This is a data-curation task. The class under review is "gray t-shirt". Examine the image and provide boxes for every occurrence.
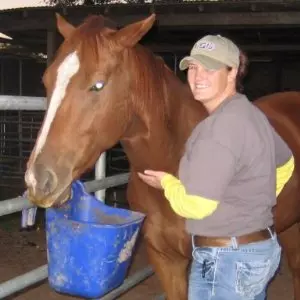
[179,93,292,237]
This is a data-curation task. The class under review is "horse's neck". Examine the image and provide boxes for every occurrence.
[121,57,206,174]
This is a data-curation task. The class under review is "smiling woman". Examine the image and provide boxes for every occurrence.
[139,34,294,300]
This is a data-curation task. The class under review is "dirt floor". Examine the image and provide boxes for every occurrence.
[0,211,294,300]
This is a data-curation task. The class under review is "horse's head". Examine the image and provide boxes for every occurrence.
[25,13,156,208]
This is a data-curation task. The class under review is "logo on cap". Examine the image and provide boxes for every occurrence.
[194,41,215,51]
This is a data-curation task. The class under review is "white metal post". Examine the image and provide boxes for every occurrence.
[95,152,106,202]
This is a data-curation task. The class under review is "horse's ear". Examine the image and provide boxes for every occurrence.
[113,14,156,48]
[55,13,75,39]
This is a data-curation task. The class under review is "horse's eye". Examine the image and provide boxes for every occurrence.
[90,81,105,92]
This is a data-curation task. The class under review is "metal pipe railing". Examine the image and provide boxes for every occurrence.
[0,172,136,299]
[0,96,150,299]
[0,264,154,300]
[0,265,48,299]
[100,266,154,300]
[0,172,155,300]
[0,96,46,111]
[0,173,130,217]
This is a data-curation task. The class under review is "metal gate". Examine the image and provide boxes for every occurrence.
[0,96,156,299]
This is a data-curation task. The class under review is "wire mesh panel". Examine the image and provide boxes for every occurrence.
[0,110,44,189]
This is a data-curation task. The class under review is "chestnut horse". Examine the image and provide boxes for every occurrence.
[25,13,300,299]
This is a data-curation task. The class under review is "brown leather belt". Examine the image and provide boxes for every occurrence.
[194,225,275,248]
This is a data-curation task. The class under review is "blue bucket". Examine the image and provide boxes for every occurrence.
[45,180,146,299]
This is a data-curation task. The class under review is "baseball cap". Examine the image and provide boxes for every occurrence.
[179,34,240,71]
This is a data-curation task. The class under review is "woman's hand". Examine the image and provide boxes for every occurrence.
[137,170,167,190]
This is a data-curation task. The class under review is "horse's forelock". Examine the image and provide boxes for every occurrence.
[78,15,117,37]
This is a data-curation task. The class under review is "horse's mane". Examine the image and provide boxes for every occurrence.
[129,45,173,122]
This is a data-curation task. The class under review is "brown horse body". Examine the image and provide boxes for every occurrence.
[25,14,300,299]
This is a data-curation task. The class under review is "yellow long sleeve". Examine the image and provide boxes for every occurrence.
[276,156,295,197]
[161,174,219,219]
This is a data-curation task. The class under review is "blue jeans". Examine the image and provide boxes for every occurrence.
[188,230,281,300]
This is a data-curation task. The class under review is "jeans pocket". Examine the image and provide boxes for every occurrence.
[236,259,271,298]
[192,248,216,282]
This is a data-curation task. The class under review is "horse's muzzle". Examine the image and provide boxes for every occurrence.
[25,164,70,208]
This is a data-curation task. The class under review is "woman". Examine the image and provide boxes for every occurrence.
[138,34,294,300]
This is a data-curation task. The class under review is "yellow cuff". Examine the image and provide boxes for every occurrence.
[161,173,178,188]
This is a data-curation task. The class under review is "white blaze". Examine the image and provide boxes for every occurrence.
[34,51,80,160]
[25,51,80,189]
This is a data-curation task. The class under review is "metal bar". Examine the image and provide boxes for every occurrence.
[4,6,300,32]
[0,265,48,299]
[0,196,34,217]
[85,173,129,193]
[0,96,46,111]
[156,11,300,27]
[0,172,154,300]
[99,266,154,300]
[95,152,107,201]
[0,264,153,300]
[0,173,130,217]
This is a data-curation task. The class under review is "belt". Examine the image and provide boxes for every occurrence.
[193,225,275,248]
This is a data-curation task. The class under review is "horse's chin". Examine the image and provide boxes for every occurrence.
[51,186,72,208]
[27,185,71,209]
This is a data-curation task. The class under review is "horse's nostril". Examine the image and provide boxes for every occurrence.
[34,164,58,196]
[43,170,56,195]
